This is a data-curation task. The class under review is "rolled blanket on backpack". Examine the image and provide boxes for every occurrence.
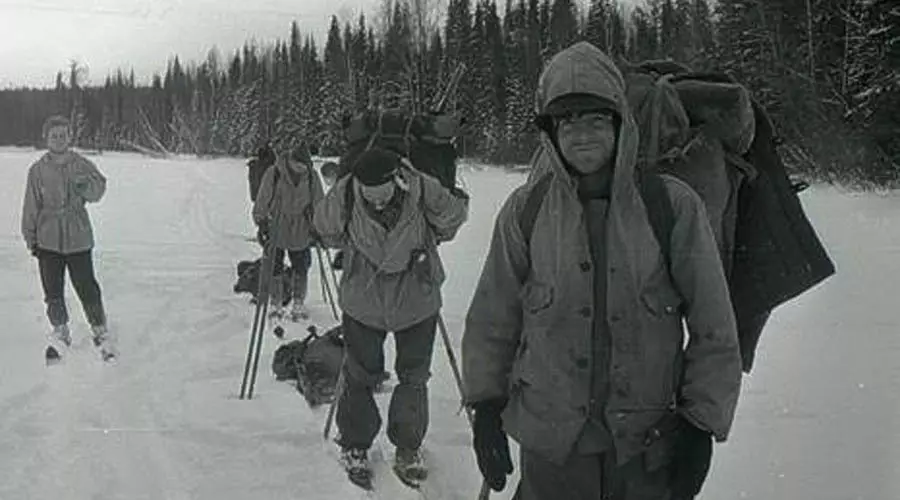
[672,79,756,155]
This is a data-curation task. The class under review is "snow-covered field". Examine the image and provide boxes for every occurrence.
[0,147,896,500]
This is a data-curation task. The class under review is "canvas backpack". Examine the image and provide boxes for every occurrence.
[272,325,345,408]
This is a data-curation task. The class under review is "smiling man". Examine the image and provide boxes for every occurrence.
[462,42,742,499]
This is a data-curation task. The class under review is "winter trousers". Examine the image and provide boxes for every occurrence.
[272,247,312,305]
[336,313,437,452]
[37,249,106,328]
[514,449,672,500]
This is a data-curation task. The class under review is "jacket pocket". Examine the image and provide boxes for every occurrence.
[519,281,554,314]
[642,410,681,472]
[641,284,684,319]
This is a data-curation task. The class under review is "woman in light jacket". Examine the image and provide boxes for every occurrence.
[21,115,115,363]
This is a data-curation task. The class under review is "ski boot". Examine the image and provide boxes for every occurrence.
[45,324,72,365]
[91,324,117,361]
[339,446,373,491]
[393,447,427,488]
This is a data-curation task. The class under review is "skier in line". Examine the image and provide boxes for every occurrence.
[253,143,324,321]
[21,115,116,363]
[313,147,469,488]
[462,42,742,499]
[247,143,276,203]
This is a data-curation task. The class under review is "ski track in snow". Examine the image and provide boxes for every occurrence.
[0,147,897,500]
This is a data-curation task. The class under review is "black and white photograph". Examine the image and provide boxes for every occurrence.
[0,0,896,498]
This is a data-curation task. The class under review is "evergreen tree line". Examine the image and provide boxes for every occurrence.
[0,0,896,187]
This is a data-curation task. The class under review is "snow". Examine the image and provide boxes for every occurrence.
[0,147,897,499]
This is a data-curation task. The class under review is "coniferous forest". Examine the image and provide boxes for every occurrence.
[0,0,897,187]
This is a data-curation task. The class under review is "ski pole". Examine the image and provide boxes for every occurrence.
[239,283,266,398]
[314,245,340,321]
[324,248,340,294]
[323,354,347,440]
[244,188,286,399]
[437,315,470,419]
[248,223,286,399]
[319,258,329,307]
[435,315,492,499]
[240,238,276,399]
[244,241,278,399]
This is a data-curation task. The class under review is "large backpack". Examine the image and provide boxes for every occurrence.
[337,64,468,190]
[271,324,391,407]
[233,257,293,306]
[338,109,462,190]
[521,61,836,373]
[272,325,345,408]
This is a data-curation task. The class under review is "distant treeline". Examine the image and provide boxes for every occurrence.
[0,0,896,187]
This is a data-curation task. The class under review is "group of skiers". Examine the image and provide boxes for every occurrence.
[234,41,740,499]
[21,41,825,499]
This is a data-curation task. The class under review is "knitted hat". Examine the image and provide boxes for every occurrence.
[320,161,340,178]
[353,147,400,187]
[544,93,617,118]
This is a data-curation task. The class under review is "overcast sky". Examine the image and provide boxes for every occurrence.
[0,0,630,89]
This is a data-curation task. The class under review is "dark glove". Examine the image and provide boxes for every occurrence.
[28,243,40,258]
[669,417,714,500]
[472,398,513,492]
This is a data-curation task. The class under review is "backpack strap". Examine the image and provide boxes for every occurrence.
[519,171,675,272]
[265,164,282,218]
[637,171,676,271]
[519,173,553,248]
[342,177,355,235]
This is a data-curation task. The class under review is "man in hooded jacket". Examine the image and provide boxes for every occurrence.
[462,42,742,500]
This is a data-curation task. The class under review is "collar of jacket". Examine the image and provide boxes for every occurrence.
[348,168,429,276]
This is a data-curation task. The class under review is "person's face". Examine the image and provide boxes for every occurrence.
[555,111,617,175]
[358,180,396,211]
[45,125,70,154]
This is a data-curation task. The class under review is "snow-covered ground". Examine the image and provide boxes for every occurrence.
[0,147,896,500]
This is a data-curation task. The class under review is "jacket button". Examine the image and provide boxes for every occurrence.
[576,358,589,369]
[580,261,591,272]
[580,306,591,317]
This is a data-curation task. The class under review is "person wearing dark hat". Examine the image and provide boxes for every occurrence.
[313,146,469,488]
[247,143,276,203]
[462,41,741,499]
[253,143,324,321]
[320,161,341,189]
